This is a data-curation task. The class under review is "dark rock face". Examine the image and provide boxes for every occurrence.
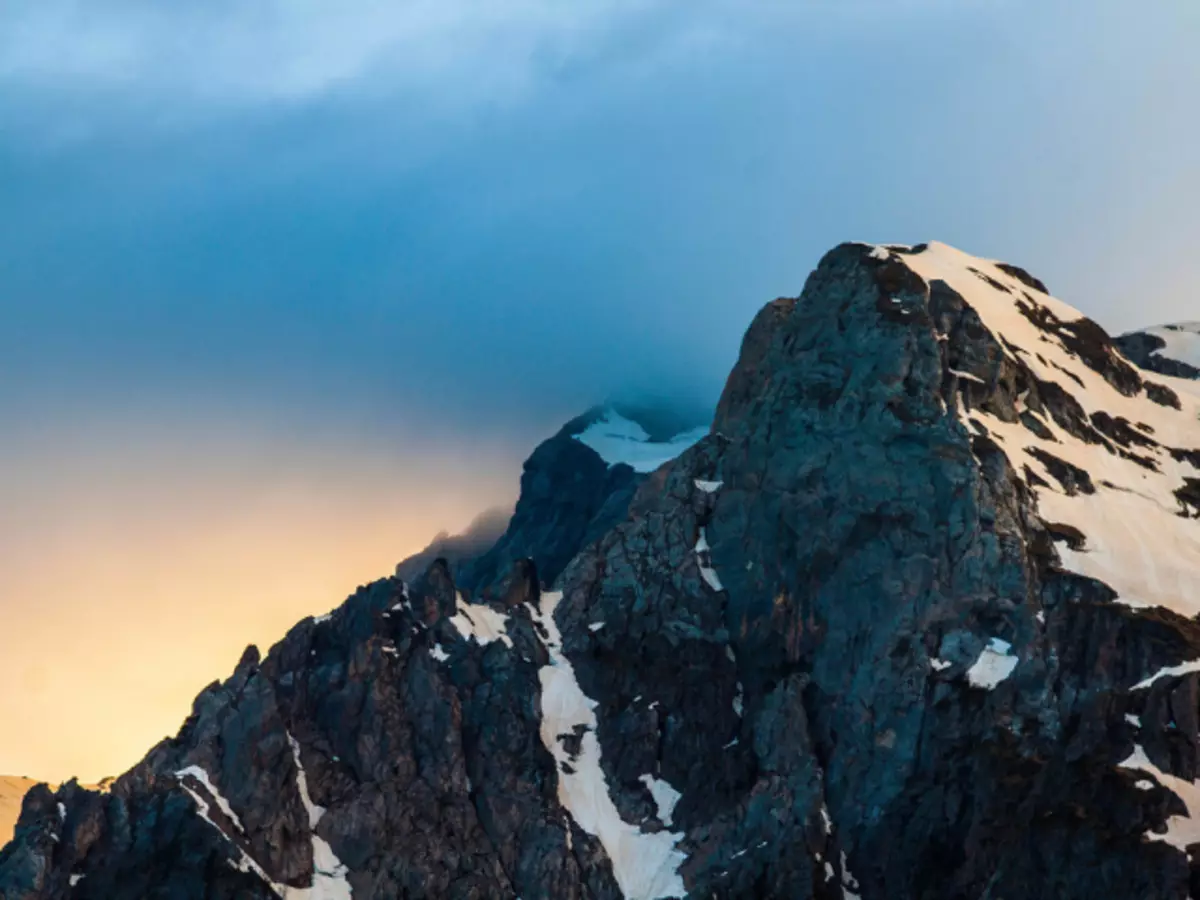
[6,242,1200,900]
[461,412,645,594]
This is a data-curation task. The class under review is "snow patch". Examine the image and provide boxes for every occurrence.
[638,774,683,827]
[694,479,723,493]
[574,410,707,474]
[533,590,687,899]
[429,643,450,662]
[1119,745,1200,851]
[819,805,832,835]
[694,527,724,592]
[929,658,952,672]
[449,593,513,648]
[965,638,1018,690]
[589,622,606,632]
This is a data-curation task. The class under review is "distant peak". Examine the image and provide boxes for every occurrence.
[569,405,709,474]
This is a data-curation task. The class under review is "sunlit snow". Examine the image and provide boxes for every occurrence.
[902,242,1200,618]
[1120,745,1200,851]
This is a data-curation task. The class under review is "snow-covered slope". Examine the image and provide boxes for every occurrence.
[0,778,38,846]
[572,408,708,474]
[889,241,1200,616]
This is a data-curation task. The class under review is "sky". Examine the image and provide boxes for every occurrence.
[1,0,1198,782]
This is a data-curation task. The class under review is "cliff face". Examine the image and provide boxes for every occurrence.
[5,241,1200,900]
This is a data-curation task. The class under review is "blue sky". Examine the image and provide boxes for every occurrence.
[1,0,1198,780]
[4,1,1197,435]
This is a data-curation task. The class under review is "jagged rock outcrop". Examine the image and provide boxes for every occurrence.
[462,404,708,594]
[6,242,1200,899]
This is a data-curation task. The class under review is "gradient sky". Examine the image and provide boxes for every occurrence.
[1,0,1198,782]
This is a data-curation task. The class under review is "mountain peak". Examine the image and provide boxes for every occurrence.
[7,239,1200,900]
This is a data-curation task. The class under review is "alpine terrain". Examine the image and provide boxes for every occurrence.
[5,240,1200,899]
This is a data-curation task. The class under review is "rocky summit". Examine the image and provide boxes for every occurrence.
[5,240,1200,899]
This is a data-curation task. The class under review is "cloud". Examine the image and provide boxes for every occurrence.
[0,1,696,108]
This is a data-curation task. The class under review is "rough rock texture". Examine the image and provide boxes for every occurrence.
[462,407,655,594]
[6,242,1200,900]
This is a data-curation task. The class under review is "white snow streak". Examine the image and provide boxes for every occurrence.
[175,766,245,833]
[948,368,986,384]
[176,748,352,899]
[694,479,723,493]
[533,590,687,900]
[694,528,724,592]
[1131,659,1200,691]
[287,734,353,900]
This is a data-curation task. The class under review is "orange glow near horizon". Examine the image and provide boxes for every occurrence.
[0,412,519,784]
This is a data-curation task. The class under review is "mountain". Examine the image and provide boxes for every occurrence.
[5,240,1200,899]
[0,781,38,850]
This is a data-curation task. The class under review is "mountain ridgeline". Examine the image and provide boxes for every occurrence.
[5,241,1200,899]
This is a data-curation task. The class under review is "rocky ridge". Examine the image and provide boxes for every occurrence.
[4,241,1200,899]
